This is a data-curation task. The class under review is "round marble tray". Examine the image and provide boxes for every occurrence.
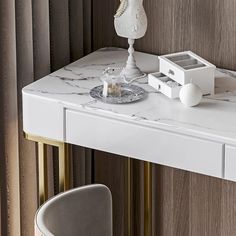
[89,83,146,104]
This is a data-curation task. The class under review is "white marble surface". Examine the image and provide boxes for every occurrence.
[23,48,236,146]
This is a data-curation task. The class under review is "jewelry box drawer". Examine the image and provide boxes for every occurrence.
[65,109,223,178]
[148,72,182,99]
[159,55,184,83]
[225,145,236,181]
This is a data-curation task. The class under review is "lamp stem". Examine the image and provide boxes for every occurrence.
[127,39,136,69]
[121,38,144,79]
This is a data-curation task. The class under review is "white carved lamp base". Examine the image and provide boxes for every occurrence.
[121,38,145,79]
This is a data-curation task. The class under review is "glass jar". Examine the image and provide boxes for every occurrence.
[101,68,123,97]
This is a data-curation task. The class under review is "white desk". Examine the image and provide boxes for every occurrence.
[22,48,236,235]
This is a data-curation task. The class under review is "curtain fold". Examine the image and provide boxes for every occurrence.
[0,0,20,235]
[15,0,37,235]
[32,0,51,79]
[0,0,92,235]
[49,0,70,71]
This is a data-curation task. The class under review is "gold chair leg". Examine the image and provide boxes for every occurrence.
[144,161,152,236]
[38,142,48,205]
[58,143,70,192]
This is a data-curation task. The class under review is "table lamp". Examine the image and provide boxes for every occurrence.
[114,0,147,80]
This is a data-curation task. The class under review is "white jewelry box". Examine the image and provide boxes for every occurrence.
[148,72,182,99]
[158,51,216,95]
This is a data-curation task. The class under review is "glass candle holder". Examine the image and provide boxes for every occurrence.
[101,68,123,97]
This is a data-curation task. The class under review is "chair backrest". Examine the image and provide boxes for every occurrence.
[35,184,112,236]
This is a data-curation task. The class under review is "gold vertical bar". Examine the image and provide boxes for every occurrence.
[58,143,70,192]
[144,161,152,236]
[127,158,132,236]
[38,142,48,205]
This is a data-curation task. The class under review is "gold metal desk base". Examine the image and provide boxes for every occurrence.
[24,133,70,205]
[126,159,152,236]
[144,161,152,236]
[126,158,132,236]
[25,133,153,236]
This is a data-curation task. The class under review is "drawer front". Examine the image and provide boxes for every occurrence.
[23,93,64,140]
[148,73,182,99]
[159,58,185,85]
[66,109,223,178]
[225,145,236,181]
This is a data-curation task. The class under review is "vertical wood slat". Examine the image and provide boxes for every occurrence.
[49,0,70,71]
[69,0,93,61]
[0,192,1,236]
[83,0,93,54]
[221,181,236,236]
[133,160,143,236]
[173,170,190,235]
[153,166,174,236]
[189,174,208,236]
[72,147,92,187]
[32,0,54,200]
[32,0,51,79]
[94,151,126,236]
[0,0,21,235]
[69,0,84,60]
[190,174,222,236]
[72,147,86,187]
[93,0,124,50]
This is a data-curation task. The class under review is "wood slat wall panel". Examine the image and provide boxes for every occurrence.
[132,160,143,236]
[92,0,236,235]
[94,151,126,236]
[190,174,222,236]
[49,0,70,71]
[221,182,236,236]
[153,166,174,236]
[173,170,190,235]
[93,0,236,70]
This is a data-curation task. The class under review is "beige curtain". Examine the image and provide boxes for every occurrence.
[0,0,92,235]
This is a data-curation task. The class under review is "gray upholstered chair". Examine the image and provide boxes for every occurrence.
[35,184,113,236]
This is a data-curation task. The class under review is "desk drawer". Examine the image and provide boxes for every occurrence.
[225,145,236,181]
[66,109,223,178]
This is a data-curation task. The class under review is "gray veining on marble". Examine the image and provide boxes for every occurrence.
[23,48,236,145]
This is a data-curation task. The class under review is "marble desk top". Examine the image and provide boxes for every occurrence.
[23,48,236,146]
